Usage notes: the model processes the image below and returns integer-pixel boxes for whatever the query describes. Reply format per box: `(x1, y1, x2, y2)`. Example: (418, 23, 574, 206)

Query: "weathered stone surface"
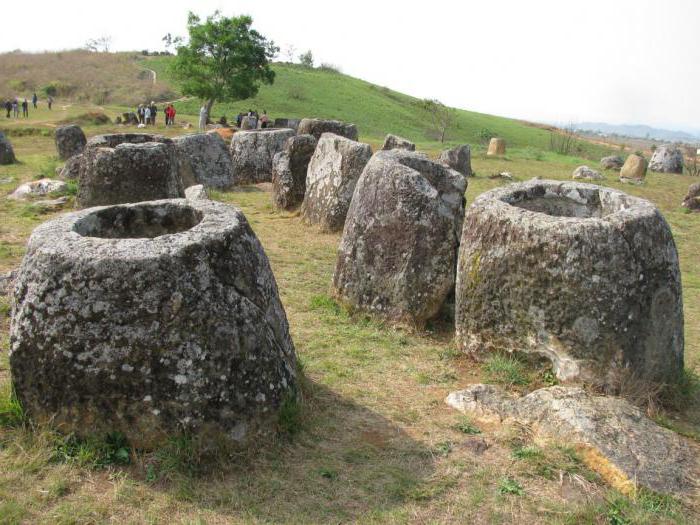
(55, 125, 87, 160)
(240, 116, 257, 130)
(86, 133, 170, 150)
(649, 145, 684, 174)
(438, 145, 472, 177)
(185, 184, 209, 200)
(489, 171, 513, 180)
(297, 118, 358, 141)
(77, 141, 183, 207)
(301, 133, 372, 232)
(600, 155, 624, 170)
(620, 154, 647, 183)
(59, 154, 83, 180)
(173, 133, 234, 189)
(230, 129, 295, 185)
(33, 196, 69, 211)
(0, 269, 18, 296)
(333, 149, 467, 325)
(10, 199, 298, 448)
(381, 134, 415, 151)
(682, 183, 700, 212)
(0, 132, 16, 165)
(273, 118, 300, 132)
(455, 179, 683, 386)
(486, 137, 506, 156)
(208, 127, 234, 143)
(8, 178, 67, 200)
(271, 134, 317, 210)
(446, 384, 699, 495)
(572, 165, 603, 180)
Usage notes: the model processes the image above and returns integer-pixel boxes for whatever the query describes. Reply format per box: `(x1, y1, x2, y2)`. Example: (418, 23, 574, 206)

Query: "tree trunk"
(205, 99, 215, 124)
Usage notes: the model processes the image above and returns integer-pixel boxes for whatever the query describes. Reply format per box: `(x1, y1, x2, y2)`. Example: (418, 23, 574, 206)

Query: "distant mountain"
(574, 122, 699, 143)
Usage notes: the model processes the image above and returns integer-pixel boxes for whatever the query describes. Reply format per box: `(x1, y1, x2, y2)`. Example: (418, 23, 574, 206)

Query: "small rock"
(185, 184, 209, 200)
(649, 145, 684, 174)
(681, 183, 700, 212)
(8, 179, 67, 200)
(381, 134, 415, 151)
(600, 155, 624, 170)
(572, 165, 603, 180)
(487, 138, 506, 156)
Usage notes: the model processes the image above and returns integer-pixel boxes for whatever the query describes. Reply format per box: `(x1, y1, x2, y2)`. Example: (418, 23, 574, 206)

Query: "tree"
(169, 12, 278, 117)
(418, 99, 456, 143)
(85, 36, 112, 53)
(298, 50, 314, 68)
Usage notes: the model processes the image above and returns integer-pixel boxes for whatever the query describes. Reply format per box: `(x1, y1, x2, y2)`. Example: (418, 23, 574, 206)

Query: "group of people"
(3, 93, 53, 118)
(235, 109, 270, 129)
(135, 102, 177, 126)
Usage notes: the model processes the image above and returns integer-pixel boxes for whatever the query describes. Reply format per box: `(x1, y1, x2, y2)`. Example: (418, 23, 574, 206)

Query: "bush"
(41, 80, 76, 98)
(318, 63, 341, 73)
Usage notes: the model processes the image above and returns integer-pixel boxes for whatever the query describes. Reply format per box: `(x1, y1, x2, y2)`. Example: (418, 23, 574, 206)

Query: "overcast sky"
(2, 0, 698, 131)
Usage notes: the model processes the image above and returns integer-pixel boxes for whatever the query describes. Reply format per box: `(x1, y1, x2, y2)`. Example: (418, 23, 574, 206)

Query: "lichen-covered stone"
(8, 178, 67, 200)
(0, 132, 16, 165)
(230, 129, 295, 185)
(682, 183, 700, 212)
(59, 154, 82, 180)
(10, 199, 297, 448)
(333, 150, 467, 325)
(446, 384, 699, 495)
(438, 144, 472, 177)
(572, 165, 603, 180)
(173, 133, 234, 189)
(455, 179, 683, 386)
(301, 133, 372, 232)
(185, 184, 209, 200)
(649, 145, 684, 174)
(620, 154, 647, 183)
(297, 118, 358, 141)
(55, 125, 86, 160)
(381, 134, 415, 151)
(273, 118, 300, 131)
(86, 133, 170, 149)
(271, 134, 317, 210)
(600, 155, 624, 170)
(486, 137, 505, 156)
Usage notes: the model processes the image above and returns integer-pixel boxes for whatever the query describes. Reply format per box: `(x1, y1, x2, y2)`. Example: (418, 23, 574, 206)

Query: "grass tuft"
(483, 353, 530, 387)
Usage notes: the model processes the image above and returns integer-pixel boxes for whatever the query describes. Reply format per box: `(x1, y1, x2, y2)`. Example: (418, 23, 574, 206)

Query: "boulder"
(681, 183, 700, 212)
(59, 154, 83, 180)
(77, 141, 183, 207)
(8, 178, 67, 200)
(271, 134, 317, 210)
(455, 179, 683, 387)
(619, 154, 647, 184)
(273, 118, 301, 132)
(121, 112, 139, 125)
(241, 116, 257, 130)
(572, 165, 603, 180)
(0, 132, 16, 165)
(446, 384, 698, 495)
(55, 125, 87, 160)
(173, 133, 234, 189)
(381, 134, 415, 151)
(438, 145, 472, 177)
(301, 133, 372, 232)
(184, 184, 209, 200)
(333, 150, 467, 325)
(297, 118, 358, 141)
(649, 145, 684, 174)
(600, 155, 624, 170)
(10, 199, 298, 448)
(86, 133, 169, 150)
(486, 137, 506, 156)
(230, 129, 296, 185)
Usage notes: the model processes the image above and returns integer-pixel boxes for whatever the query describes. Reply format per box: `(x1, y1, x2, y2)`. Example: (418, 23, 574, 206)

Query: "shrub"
(318, 63, 341, 73)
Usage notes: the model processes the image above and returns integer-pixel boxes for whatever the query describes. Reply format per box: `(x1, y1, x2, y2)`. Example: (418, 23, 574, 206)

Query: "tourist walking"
(21, 99, 28, 118)
(12, 99, 19, 118)
(4, 100, 11, 118)
(32, 93, 38, 109)
(199, 105, 207, 131)
(47, 96, 53, 110)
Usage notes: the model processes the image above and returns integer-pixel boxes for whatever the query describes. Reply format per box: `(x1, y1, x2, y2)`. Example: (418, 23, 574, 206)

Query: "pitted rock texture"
(55, 125, 87, 160)
(381, 134, 415, 151)
(185, 184, 209, 200)
(438, 145, 472, 177)
(10, 199, 297, 448)
(446, 384, 698, 495)
(230, 128, 295, 185)
(333, 150, 467, 325)
(59, 154, 82, 180)
(173, 133, 234, 189)
(77, 141, 183, 207)
(271, 134, 317, 210)
(8, 178, 67, 200)
(86, 133, 170, 149)
(486, 137, 505, 156)
(297, 118, 358, 141)
(649, 145, 684, 174)
(301, 133, 372, 232)
(619, 154, 647, 183)
(682, 183, 700, 212)
(0, 132, 16, 165)
(572, 165, 603, 180)
(273, 118, 300, 131)
(455, 179, 683, 386)
(600, 155, 624, 170)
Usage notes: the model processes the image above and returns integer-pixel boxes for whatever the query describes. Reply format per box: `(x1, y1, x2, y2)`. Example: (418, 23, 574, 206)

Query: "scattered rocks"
(173, 133, 234, 189)
(59, 154, 83, 180)
(381, 134, 415, 151)
(271, 134, 317, 210)
(455, 179, 684, 386)
(572, 165, 603, 180)
(333, 149, 467, 325)
(649, 145, 684, 174)
(297, 118, 358, 141)
(682, 183, 700, 212)
(489, 172, 513, 180)
(619, 154, 647, 184)
(600, 155, 624, 170)
(10, 199, 298, 448)
(33, 196, 69, 211)
(446, 384, 699, 495)
(0, 132, 16, 165)
(55, 125, 87, 160)
(486, 137, 506, 156)
(438, 144, 472, 177)
(230, 129, 296, 185)
(8, 178, 67, 200)
(301, 133, 372, 232)
(184, 184, 209, 200)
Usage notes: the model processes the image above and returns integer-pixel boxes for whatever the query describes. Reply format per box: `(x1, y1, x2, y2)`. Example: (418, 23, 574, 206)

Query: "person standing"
(21, 98, 28, 118)
(32, 93, 38, 109)
(47, 95, 53, 110)
(150, 102, 157, 126)
(144, 105, 152, 126)
(137, 104, 144, 125)
(12, 99, 19, 118)
(168, 104, 177, 126)
(4, 100, 11, 118)
(199, 105, 208, 131)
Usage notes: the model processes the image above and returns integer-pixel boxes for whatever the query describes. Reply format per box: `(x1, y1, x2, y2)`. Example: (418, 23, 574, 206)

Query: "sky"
(1, 0, 698, 132)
